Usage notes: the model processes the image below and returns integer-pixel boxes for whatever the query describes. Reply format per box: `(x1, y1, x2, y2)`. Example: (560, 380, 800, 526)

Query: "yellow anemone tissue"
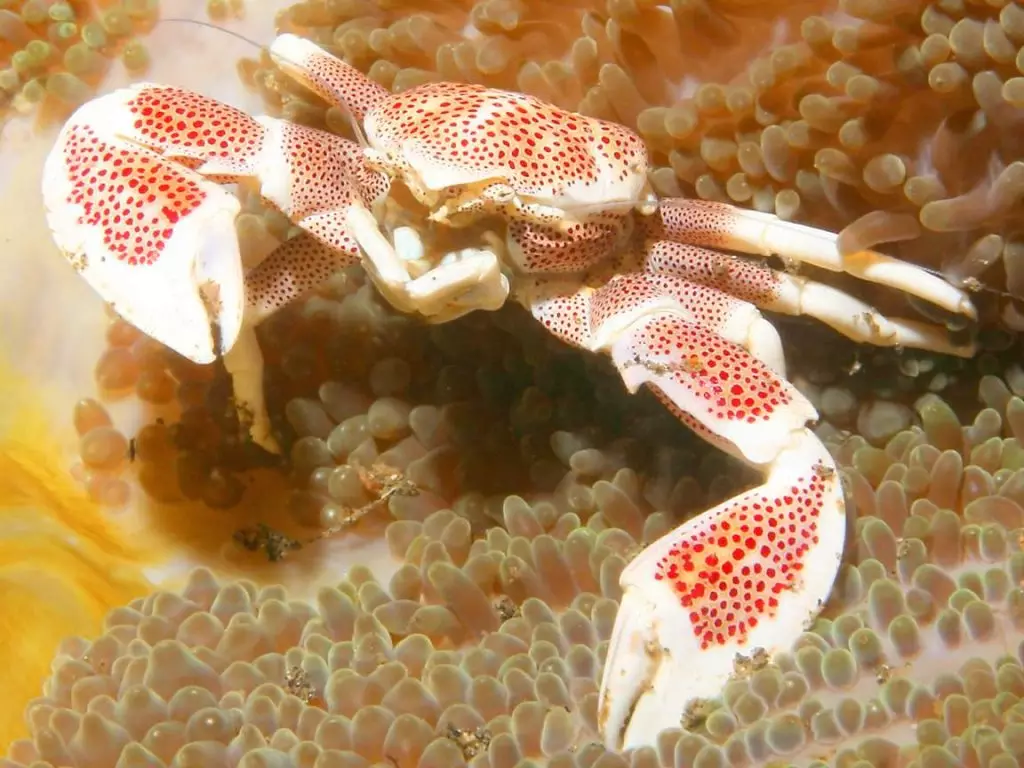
(0, 361, 152, 749)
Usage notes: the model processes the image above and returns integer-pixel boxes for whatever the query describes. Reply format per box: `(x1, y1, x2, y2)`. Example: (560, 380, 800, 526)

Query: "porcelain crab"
(41, 33, 979, 752)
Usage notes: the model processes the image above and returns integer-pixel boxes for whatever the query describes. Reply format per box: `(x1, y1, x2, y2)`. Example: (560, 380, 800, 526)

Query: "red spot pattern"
(652, 470, 826, 649)
(128, 86, 264, 167)
(610, 309, 791, 424)
(642, 241, 782, 307)
(247, 234, 358, 317)
(589, 272, 747, 337)
(289, 43, 389, 122)
(646, 198, 751, 250)
(368, 82, 648, 197)
(528, 274, 793, 425)
(244, 121, 388, 317)
(529, 286, 592, 347)
(62, 125, 206, 266)
(265, 121, 389, 256)
(509, 217, 625, 273)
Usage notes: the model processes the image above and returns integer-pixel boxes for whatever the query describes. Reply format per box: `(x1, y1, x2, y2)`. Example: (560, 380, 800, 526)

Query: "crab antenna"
(157, 18, 370, 149)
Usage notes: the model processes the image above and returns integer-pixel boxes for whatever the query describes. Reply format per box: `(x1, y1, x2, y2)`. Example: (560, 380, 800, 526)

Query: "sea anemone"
(6, 368, 1024, 767)
(3, 0, 1024, 765)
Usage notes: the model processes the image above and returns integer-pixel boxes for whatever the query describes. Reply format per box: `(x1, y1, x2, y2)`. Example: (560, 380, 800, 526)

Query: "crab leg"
(268, 34, 389, 127)
(517, 275, 846, 751)
(651, 198, 977, 320)
(224, 232, 370, 453)
(634, 239, 977, 358)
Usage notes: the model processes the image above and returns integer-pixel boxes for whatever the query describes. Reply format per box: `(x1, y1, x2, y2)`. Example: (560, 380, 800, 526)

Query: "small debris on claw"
(731, 647, 771, 679)
(680, 697, 716, 730)
(812, 460, 835, 481)
(285, 665, 317, 703)
(860, 310, 883, 336)
(876, 664, 893, 684)
(233, 523, 302, 562)
(446, 724, 492, 760)
(627, 353, 704, 377)
(780, 254, 801, 274)
(712, 260, 732, 280)
(494, 595, 521, 621)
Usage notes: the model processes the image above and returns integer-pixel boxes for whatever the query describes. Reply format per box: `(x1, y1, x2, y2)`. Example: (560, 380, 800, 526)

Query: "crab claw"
(598, 427, 845, 750)
(596, 308, 846, 750)
(41, 86, 245, 364)
(519, 274, 846, 751)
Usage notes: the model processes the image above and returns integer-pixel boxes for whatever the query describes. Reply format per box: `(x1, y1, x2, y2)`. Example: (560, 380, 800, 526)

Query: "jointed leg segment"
(518, 273, 846, 751)
(650, 198, 976, 321)
(640, 214, 977, 358)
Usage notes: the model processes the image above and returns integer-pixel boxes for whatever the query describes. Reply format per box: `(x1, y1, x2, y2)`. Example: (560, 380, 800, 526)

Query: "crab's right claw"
(599, 429, 846, 750)
(41, 88, 245, 364)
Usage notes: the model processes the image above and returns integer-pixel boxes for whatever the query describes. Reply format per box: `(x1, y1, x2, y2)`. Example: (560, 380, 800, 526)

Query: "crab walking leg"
(41, 85, 251, 365)
(518, 275, 845, 751)
(636, 240, 977, 358)
(268, 34, 389, 125)
(651, 198, 977, 319)
(506, 218, 632, 274)
(222, 320, 277, 453)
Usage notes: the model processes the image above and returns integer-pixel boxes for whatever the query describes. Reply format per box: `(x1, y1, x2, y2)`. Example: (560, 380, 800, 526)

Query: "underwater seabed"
(0, 0, 398, 747)
(2, 1, 1024, 767)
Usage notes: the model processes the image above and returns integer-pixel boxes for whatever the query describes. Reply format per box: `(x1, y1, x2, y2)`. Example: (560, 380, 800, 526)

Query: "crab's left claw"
(598, 427, 846, 750)
(41, 88, 245, 364)
(594, 310, 847, 750)
(520, 275, 847, 751)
